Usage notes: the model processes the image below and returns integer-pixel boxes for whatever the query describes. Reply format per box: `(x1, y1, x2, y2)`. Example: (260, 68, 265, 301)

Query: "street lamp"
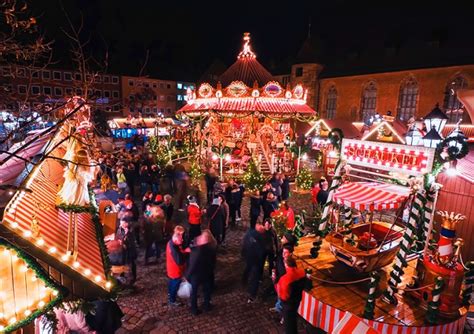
(446, 121, 467, 152)
(405, 123, 423, 146)
(422, 126, 443, 148)
(423, 103, 448, 135)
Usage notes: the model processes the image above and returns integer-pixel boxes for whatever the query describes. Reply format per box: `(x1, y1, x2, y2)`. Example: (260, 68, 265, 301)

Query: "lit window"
(443, 76, 468, 123)
(177, 95, 183, 101)
(361, 81, 377, 123)
(177, 83, 182, 89)
(397, 77, 418, 121)
(325, 86, 337, 120)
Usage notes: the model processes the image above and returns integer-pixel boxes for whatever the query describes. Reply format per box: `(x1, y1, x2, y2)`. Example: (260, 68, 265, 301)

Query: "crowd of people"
(96, 152, 314, 333)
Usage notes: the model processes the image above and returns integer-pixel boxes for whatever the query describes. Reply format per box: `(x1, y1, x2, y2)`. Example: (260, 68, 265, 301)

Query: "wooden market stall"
(177, 33, 317, 177)
(0, 98, 113, 332)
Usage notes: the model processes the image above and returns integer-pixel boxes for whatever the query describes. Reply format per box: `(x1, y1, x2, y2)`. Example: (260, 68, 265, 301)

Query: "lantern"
(423, 104, 448, 135)
(422, 126, 443, 148)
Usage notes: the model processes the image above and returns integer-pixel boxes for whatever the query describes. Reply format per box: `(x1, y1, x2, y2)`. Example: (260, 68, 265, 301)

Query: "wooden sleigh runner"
(325, 182, 410, 272)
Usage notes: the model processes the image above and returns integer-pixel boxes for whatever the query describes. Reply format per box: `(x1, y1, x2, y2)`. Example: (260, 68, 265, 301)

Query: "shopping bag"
(177, 280, 192, 299)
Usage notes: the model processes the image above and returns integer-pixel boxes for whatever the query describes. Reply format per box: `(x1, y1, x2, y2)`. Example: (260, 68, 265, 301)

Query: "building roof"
(295, 36, 321, 64)
(179, 97, 315, 115)
(218, 33, 275, 87)
(302, 119, 361, 139)
(442, 124, 474, 142)
(454, 149, 474, 183)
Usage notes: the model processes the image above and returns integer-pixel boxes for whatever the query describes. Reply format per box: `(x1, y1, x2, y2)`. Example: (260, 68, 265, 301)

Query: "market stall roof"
(218, 32, 275, 87)
(333, 182, 410, 212)
(360, 118, 408, 144)
(302, 119, 362, 139)
(109, 117, 185, 129)
(179, 97, 316, 115)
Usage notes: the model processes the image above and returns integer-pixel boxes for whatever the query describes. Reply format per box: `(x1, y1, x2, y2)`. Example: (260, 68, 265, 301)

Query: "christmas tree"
(242, 158, 266, 192)
(296, 167, 313, 190)
(189, 158, 204, 188)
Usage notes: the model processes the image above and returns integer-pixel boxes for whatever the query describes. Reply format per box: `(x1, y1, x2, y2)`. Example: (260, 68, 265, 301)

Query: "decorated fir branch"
(425, 276, 444, 324)
(363, 271, 380, 320)
(189, 158, 204, 189)
(293, 215, 305, 243)
(0, 238, 67, 333)
(271, 211, 290, 239)
(242, 158, 266, 192)
(56, 202, 94, 214)
(295, 167, 313, 191)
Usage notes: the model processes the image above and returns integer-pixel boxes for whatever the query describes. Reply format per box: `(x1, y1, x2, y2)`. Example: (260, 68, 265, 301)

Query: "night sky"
(30, 0, 474, 81)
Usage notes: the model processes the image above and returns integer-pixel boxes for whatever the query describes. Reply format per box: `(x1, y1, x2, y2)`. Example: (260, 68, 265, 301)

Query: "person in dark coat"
(241, 220, 266, 302)
(204, 168, 218, 204)
(235, 182, 245, 222)
(142, 191, 154, 212)
(123, 163, 137, 198)
(139, 165, 151, 196)
(116, 220, 137, 283)
(316, 178, 329, 205)
(281, 174, 290, 201)
(262, 218, 278, 277)
(224, 179, 237, 228)
(185, 229, 217, 315)
(263, 192, 279, 220)
(249, 191, 262, 230)
(86, 300, 124, 334)
(269, 172, 283, 201)
(143, 205, 165, 265)
(150, 164, 161, 195)
(206, 196, 225, 245)
(160, 194, 174, 237)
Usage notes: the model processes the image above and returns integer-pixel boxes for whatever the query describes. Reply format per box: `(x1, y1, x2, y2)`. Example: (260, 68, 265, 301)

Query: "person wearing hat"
(187, 195, 202, 243)
(206, 195, 226, 245)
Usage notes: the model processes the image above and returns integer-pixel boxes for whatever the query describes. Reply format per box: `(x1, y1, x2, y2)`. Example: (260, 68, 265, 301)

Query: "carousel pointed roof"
(218, 33, 275, 87)
(177, 33, 317, 117)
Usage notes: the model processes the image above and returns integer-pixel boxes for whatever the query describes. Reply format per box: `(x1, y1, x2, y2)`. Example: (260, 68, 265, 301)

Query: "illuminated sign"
(341, 139, 435, 176)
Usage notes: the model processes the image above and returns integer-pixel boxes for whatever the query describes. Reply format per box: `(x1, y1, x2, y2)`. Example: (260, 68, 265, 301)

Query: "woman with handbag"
(185, 229, 217, 315)
(206, 196, 225, 245)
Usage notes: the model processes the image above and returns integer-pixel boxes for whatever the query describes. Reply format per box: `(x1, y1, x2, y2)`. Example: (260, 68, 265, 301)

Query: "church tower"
(290, 30, 323, 113)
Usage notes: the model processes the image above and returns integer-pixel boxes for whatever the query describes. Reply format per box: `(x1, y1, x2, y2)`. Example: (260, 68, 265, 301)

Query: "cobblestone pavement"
(117, 190, 319, 334)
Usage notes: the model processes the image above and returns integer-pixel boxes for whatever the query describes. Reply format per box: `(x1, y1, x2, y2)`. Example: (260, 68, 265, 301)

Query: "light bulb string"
(9, 252, 17, 321)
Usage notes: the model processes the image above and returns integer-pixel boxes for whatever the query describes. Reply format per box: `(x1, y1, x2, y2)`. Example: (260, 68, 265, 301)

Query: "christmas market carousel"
(0, 97, 115, 332)
(294, 122, 471, 333)
(177, 33, 317, 177)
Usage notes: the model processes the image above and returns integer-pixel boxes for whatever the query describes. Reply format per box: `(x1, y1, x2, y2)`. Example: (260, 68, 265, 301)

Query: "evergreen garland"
(242, 159, 267, 192)
(293, 215, 305, 245)
(295, 167, 313, 190)
(189, 159, 204, 188)
(56, 203, 94, 214)
(0, 238, 67, 333)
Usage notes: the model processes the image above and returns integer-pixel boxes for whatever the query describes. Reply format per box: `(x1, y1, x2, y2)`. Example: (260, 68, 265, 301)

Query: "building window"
(95, 90, 102, 98)
(325, 86, 337, 119)
(75, 73, 82, 81)
(103, 75, 110, 83)
(2, 66, 11, 76)
(65, 88, 73, 96)
(129, 79, 134, 86)
(152, 83, 157, 88)
(31, 85, 40, 95)
(144, 82, 150, 88)
(95, 75, 101, 83)
(76, 88, 83, 95)
(104, 90, 110, 98)
(397, 77, 418, 121)
(18, 85, 27, 94)
(443, 76, 468, 123)
(53, 71, 62, 80)
(177, 83, 183, 89)
(31, 70, 39, 79)
(54, 87, 63, 96)
(160, 95, 165, 101)
(153, 107, 157, 113)
(112, 91, 119, 98)
(42, 70, 50, 80)
(64, 72, 72, 81)
(43, 86, 52, 95)
(111, 76, 119, 84)
(167, 83, 171, 89)
(361, 81, 377, 123)
(295, 67, 303, 77)
(177, 95, 183, 101)
(17, 68, 26, 77)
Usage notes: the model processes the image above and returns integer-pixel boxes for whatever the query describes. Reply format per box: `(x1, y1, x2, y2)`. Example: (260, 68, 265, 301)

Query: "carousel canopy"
(333, 182, 410, 212)
(177, 33, 317, 117)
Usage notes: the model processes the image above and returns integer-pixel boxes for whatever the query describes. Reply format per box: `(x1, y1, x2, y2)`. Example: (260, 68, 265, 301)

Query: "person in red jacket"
(166, 225, 190, 306)
(276, 256, 309, 334)
(187, 195, 202, 243)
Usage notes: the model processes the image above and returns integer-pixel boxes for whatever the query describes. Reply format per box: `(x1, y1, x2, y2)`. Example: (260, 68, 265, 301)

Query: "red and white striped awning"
(333, 182, 410, 212)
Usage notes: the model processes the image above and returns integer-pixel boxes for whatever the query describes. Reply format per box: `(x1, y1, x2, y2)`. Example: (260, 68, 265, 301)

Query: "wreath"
(435, 135, 469, 163)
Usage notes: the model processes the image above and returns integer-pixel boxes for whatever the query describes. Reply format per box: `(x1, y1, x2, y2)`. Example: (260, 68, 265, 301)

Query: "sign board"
(341, 139, 435, 176)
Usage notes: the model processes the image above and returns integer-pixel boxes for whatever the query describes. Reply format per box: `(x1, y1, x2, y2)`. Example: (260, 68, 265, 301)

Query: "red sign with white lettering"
(341, 139, 435, 176)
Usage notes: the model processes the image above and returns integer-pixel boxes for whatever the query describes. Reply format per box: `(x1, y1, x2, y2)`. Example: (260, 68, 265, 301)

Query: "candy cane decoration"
(341, 206, 355, 245)
(426, 276, 444, 324)
(310, 160, 345, 258)
(363, 271, 380, 320)
(422, 183, 440, 255)
(383, 189, 425, 304)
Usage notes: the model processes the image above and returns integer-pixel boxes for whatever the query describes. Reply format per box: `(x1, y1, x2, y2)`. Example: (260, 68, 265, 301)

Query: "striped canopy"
(333, 182, 410, 212)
